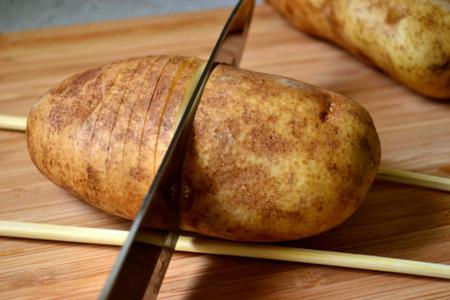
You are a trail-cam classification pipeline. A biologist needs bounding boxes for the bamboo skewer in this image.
[1,220,449,280]
[1,114,449,192]
[0,114,27,131]
[377,166,450,192]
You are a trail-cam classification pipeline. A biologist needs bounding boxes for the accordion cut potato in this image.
[267,0,450,99]
[27,55,381,242]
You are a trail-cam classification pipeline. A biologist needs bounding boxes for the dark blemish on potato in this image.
[129,166,148,181]
[161,120,171,135]
[319,110,329,121]
[385,6,408,25]
[266,114,278,124]
[312,197,325,213]
[310,90,333,122]
[48,158,55,168]
[327,163,338,173]
[86,165,99,190]
[319,100,332,121]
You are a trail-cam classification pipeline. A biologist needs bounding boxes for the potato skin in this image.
[27,55,381,242]
[266,0,450,99]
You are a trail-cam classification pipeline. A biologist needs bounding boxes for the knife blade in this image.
[99,1,254,299]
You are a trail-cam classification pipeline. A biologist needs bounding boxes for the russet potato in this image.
[27,55,381,242]
[266,0,450,99]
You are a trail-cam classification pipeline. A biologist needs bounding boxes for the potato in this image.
[27,55,380,242]
[266,0,450,99]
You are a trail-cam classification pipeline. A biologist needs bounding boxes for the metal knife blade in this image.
[99,1,254,299]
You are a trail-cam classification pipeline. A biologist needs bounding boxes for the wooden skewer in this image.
[1,220,450,280]
[1,114,449,192]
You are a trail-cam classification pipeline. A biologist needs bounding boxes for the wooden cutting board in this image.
[1,4,450,299]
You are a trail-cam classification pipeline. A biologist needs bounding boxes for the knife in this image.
[99,0,254,299]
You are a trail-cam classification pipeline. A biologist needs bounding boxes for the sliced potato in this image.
[27,56,381,241]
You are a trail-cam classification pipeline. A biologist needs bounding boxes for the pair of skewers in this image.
[1,113,449,192]
[1,113,450,279]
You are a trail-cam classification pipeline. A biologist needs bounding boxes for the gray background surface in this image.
[1,0,261,32]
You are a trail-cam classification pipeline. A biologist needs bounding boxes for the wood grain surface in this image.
[1,4,450,299]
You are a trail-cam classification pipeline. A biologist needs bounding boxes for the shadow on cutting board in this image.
[182,181,450,299]
[182,254,330,300]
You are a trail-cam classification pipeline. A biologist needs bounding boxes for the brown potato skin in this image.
[27,55,381,242]
[266,0,450,99]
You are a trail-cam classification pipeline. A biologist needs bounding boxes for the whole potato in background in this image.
[267,0,450,99]
[27,55,381,242]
